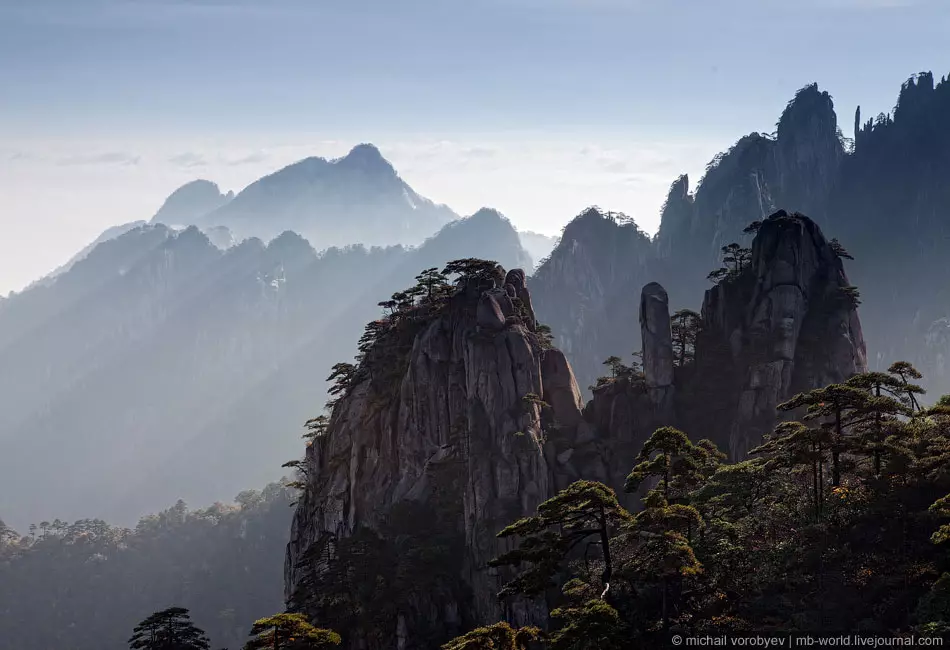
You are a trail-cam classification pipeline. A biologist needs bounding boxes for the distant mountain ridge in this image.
[533,71,950,398]
[165,143,460,249]
[0,206,531,529]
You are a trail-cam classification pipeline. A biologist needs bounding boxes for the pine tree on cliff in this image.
[707,242,751,283]
[129,607,211,650]
[243,613,340,650]
[489,480,633,599]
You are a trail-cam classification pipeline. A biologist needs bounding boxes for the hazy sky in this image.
[1,0,948,294]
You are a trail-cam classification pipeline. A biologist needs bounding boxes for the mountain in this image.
[151,179,234,226]
[31,220,147,287]
[516,230,558,268]
[285,213,869,647]
[531,207,655,392]
[534,72,950,399]
[0,209,530,529]
[187,144,458,249]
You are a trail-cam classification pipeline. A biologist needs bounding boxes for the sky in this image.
[1,0,948,295]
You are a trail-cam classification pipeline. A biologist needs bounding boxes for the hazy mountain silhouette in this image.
[516,229,558,268]
[534,71,950,399]
[183,144,458,248]
[151,179,234,226]
[0,208,529,529]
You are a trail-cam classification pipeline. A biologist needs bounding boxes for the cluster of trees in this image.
[0,483,295,650]
[124,606,340,650]
[325,259,508,405]
[441,362,950,648]
[593,308,702,391]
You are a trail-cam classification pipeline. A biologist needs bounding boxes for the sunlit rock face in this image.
[286,266,585,648]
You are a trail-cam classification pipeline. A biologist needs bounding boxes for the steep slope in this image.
[285,262,584,648]
[33,220,148,286]
[580,211,867,484]
[193,144,458,249]
[534,72,950,398]
[0,211,531,529]
[516,230,558,268]
[530,208,654,393]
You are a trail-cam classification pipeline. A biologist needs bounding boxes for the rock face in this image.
[640,282,674,390]
[535,74,950,402]
[285,267,582,648]
[286,212,868,646]
[582,211,867,469]
[531,208,654,394]
[691,211,867,459]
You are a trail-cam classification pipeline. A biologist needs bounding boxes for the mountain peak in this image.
[152,179,232,225]
[335,143,395,174]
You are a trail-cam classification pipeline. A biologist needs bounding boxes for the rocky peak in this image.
[335,143,395,176]
[774,84,844,217]
[285,263,584,647]
[151,179,233,226]
[695,210,867,459]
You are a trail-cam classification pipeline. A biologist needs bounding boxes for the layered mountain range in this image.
[3,70,949,535]
[0,205,530,528]
[534,72,950,395]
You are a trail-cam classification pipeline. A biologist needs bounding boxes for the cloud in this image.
[222,151,269,166]
[168,152,208,168]
[57,151,141,166]
[459,146,497,160]
[6,151,38,163]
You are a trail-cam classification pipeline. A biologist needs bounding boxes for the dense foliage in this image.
[445,362,950,646]
[0,482,295,650]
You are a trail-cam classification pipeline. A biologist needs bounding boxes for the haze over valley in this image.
[3,2,950,649]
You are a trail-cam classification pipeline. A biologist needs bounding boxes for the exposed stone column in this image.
[640,282,676,421]
[640,282,674,389]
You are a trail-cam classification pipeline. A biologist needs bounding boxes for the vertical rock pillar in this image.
[640,282,675,420]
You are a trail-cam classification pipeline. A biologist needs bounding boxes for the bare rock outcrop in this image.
[285,266,584,648]
[695,210,867,459]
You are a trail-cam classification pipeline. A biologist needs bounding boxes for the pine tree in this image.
[845,371,914,476]
[490,481,634,599]
[129,607,211,650]
[547,599,627,650]
[751,421,831,521]
[777,384,874,487]
[625,427,721,503]
[670,309,702,368]
[887,361,926,413]
[244,613,340,650]
[440,622,542,650]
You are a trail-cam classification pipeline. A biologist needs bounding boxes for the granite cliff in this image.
[285,212,867,647]
[285,263,585,647]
